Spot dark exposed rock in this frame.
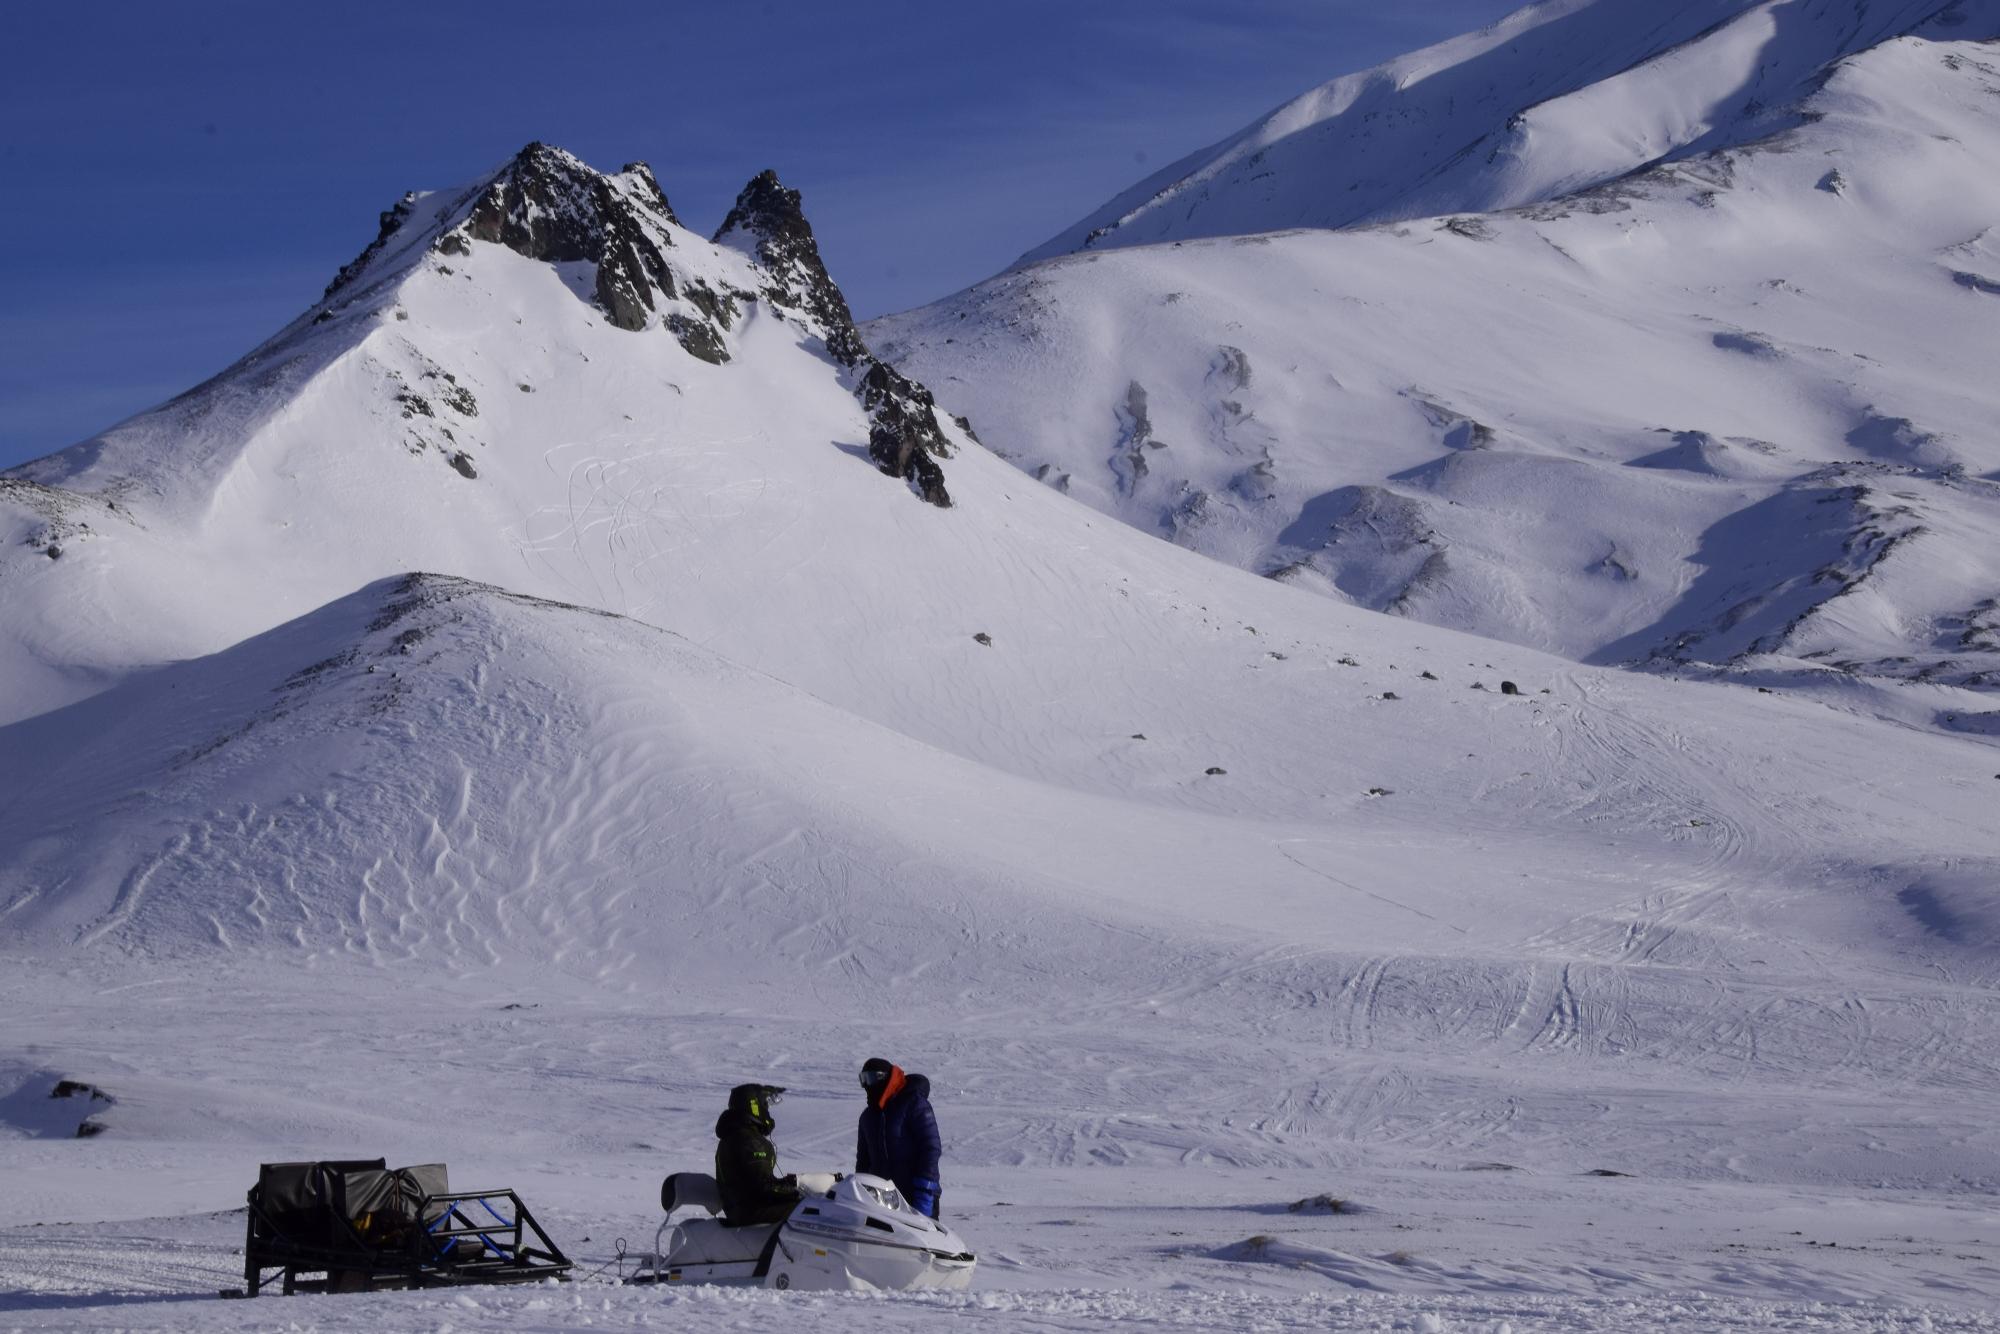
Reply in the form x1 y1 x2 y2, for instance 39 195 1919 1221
1111 381 1156 496
715 170 867 367
669 315 729 365
1205 767 1227 776
446 144 725 349
1420 670 1438 680
437 380 478 417
717 170 955 507
973 632 992 646
448 451 478 480
51 1080 112 1102
44 544 61 560
1380 691 1400 701
324 193 420 300
1440 215 1497 241
51 1080 114 1136
683 279 740 331
860 362 953 506
1288 1194 1349 1214
1500 680 1521 695
466 144 672 262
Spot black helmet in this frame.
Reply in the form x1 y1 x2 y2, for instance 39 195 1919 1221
859 1057 896 1104
727 1082 785 1132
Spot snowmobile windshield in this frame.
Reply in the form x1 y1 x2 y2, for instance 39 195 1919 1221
861 1181 910 1213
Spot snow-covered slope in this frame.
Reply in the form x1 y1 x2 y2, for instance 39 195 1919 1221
2 91 1998 1329
5 566 2000 1321
0 145 959 726
1019 0 1973 262
874 3 2000 708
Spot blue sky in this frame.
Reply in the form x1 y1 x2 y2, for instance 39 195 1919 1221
0 1 1521 469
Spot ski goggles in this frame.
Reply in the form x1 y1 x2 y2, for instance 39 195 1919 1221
859 1068 892 1088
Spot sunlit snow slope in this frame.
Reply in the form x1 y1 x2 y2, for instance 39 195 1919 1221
0 145 960 728
2 50 1998 1327
1019 0 1976 261
877 1 2000 717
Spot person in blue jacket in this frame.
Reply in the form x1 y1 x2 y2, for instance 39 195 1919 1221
855 1057 942 1218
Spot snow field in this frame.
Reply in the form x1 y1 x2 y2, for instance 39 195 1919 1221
874 19 2000 704
2 7 1998 1327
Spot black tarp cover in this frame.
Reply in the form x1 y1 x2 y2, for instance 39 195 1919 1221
252 1160 450 1249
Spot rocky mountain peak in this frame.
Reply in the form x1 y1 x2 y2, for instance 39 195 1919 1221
317 142 733 359
714 169 867 368
717 169 957 507
318 147 954 506
454 142 697 340
466 144 679 250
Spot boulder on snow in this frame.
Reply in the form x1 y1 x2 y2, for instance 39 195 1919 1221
1287 1193 1350 1214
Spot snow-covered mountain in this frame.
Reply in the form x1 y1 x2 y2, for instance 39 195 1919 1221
875 0 2000 714
3 16 2000 1328
1019 0 1981 261
0 144 960 726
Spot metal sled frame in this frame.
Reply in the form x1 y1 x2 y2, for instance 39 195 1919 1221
237 1161 572 1297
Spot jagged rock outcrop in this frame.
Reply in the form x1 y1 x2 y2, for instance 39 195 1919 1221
316 146 956 506
715 170 868 367
858 362 952 507
716 170 955 507
321 143 741 364
325 194 421 301
457 144 729 353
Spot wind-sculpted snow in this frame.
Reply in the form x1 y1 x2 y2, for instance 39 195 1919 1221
874 23 2000 711
3 13 2000 1328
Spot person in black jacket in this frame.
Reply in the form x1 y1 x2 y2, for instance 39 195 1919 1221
714 1083 801 1227
855 1057 942 1218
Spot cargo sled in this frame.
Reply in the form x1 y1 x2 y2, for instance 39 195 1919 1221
228 1158 572 1297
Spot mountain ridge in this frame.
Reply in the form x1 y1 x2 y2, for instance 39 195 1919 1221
1017 0 1977 264
873 5 2000 712
0 143 971 724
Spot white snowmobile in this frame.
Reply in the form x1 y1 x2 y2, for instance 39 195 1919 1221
625 1169 975 1292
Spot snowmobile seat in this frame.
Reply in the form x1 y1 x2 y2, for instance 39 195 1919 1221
661 1171 723 1217
668 1217 778 1266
